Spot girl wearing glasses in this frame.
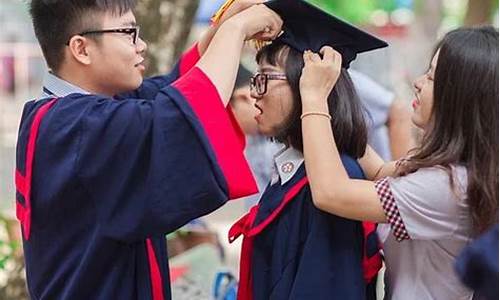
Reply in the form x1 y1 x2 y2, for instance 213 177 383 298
300 26 498 300
231 40 380 299
228 2 387 299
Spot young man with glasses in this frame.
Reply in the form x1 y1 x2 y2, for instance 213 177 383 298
16 0 282 299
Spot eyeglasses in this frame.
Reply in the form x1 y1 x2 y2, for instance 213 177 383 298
67 26 140 45
250 73 287 96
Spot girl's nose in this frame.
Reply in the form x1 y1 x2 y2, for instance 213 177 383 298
250 87 262 99
136 37 147 54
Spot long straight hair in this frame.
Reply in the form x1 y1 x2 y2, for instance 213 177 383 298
400 26 499 235
256 42 368 158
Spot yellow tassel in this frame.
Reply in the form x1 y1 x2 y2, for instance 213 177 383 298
211 0 272 51
252 40 270 51
211 0 238 25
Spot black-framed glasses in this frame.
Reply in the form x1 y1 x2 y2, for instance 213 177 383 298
67 26 140 45
250 73 287 96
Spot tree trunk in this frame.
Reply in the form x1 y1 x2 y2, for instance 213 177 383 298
464 0 495 26
135 0 200 76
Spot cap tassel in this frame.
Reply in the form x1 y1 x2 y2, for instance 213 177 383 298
211 0 271 51
211 0 238 25
252 40 270 50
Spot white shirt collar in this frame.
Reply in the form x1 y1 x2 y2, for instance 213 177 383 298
270 146 304 186
40 72 90 99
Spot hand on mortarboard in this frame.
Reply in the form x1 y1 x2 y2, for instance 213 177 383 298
212 0 266 26
224 4 283 42
264 0 388 69
199 0 269 57
299 46 342 104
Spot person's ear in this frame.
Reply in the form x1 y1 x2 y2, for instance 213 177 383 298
67 36 92 65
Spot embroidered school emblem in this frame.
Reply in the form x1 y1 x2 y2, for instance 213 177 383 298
281 162 294 174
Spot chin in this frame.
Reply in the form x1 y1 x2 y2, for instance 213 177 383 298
411 115 425 129
134 76 144 87
257 125 274 137
124 78 143 92
114 80 142 95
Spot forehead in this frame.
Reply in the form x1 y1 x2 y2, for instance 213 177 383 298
257 62 284 72
101 10 136 27
256 44 290 70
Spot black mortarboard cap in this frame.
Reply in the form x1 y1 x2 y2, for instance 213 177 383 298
264 0 388 68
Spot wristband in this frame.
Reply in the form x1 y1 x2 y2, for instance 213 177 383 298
300 111 332 120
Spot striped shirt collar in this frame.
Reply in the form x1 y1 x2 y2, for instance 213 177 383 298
40 72 90 99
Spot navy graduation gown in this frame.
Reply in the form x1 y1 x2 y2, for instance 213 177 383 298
229 156 381 300
15 44 257 300
455 224 499 300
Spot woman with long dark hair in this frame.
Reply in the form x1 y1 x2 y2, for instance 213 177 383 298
300 26 498 300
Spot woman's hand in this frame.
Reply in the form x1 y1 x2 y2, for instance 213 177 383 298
299 46 342 105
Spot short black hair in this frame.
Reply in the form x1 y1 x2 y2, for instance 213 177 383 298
30 0 137 72
256 41 368 158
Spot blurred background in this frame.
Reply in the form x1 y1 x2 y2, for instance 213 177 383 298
0 0 497 299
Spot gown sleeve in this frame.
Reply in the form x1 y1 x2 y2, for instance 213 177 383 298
76 66 257 243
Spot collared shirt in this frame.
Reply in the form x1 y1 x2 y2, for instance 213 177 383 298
40 72 89 99
270 146 304 186
374 165 473 300
241 135 281 208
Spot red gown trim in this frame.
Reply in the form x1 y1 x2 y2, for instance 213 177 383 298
172 67 258 200
15 98 58 240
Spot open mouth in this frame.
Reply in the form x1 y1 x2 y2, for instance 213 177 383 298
134 60 145 67
412 93 421 109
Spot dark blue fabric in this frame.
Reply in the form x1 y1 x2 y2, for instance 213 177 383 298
455 224 499 300
16 70 231 299
250 155 367 300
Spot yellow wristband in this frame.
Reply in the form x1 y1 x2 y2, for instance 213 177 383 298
300 111 332 120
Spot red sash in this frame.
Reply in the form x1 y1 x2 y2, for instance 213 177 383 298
229 176 382 299
228 178 309 300
15 98 58 240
